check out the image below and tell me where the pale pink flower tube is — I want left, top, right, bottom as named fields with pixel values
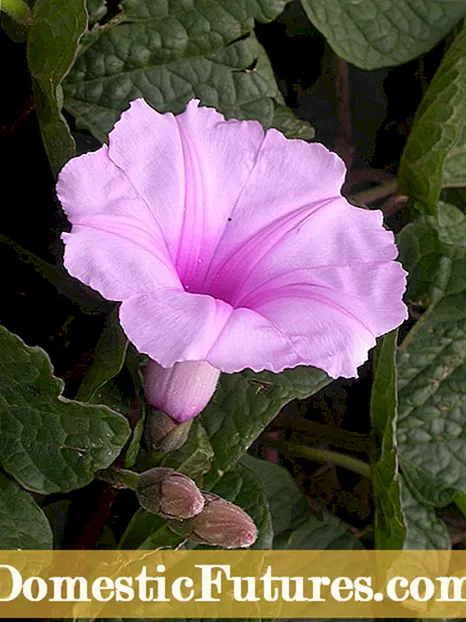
left=57, top=99, right=407, bottom=422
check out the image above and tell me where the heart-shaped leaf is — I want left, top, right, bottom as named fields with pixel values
left=300, top=0, right=466, bottom=70
left=201, top=367, right=329, bottom=488
left=398, top=23, right=466, bottom=215
left=397, top=203, right=466, bottom=505
left=0, top=473, right=53, bottom=549
left=0, top=325, right=130, bottom=494
left=64, top=0, right=313, bottom=140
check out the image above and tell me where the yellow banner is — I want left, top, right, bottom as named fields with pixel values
left=1, top=550, right=466, bottom=618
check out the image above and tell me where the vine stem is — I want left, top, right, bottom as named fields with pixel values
left=74, top=485, right=118, bottom=550
left=349, top=179, right=398, bottom=206
left=74, top=468, right=138, bottom=549
left=277, top=442, right=372, bottom=479
left=96, top=466, right=139, bottom=490
left=333, top=55, right=354, bottom=168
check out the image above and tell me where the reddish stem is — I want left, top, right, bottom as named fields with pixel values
left=73, top=485, right=118, bottom=549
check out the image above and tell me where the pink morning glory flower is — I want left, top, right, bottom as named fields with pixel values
left=57, top=99, right=407, bottom=422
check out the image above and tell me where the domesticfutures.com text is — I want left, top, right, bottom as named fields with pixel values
left=2, top=563, right=466, bottom=604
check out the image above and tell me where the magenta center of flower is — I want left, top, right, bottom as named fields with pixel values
left=179, top=263, right=244, bottom=309
left=174, top=202, right=328, bottom=309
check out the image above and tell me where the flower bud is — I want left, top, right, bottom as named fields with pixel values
left=145, top=409, right=192, bottom=453
left=136, top=467, right=205, bottom=520
left=169, top=493, right=257, bottom=549
left=144, top=360, right=220, bottom=423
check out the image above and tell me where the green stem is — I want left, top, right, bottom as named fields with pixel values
left=1, top=0, right=31, bottom=23
left=276, top=417, right=369, bottom=453
left=281, top=442, right=372, bottom=479
left=399, top=302, right=436, bottom=350
left=96, top=466, right=139, bottom=490
left=454, top=492, right=466, bottom=517
left=350, top=179, right=398, bottom=206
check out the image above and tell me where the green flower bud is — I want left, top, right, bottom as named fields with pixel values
left=145, top=409, right=192, bottom=454
left=169, top=493, right=257, bottom=549
left=136, top=467, right=204, bottom=520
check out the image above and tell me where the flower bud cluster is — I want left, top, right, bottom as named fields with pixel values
left=136, top=467, right=257, bottom=549
left=136, top=467, right=204, bottom=520
left=168, top=492, right=258, bottom=549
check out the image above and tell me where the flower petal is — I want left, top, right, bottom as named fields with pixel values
left=118, top=290, right=234, bottom=368
left=204, top=266, right=407, bottom=378
left=227, top=200, right=400, bottom=306
left=242, top=262, right=407, bottom=377
left=62, top=219, right=180, bottom=303
left=118, top=289, right=300, bottom=373
left=106, top=99, right=185, bottom=264
left=201, top=129, right=347, bottom=300
left=241, top=262, right=408, bottom=338
left=57, top=144, right=180, bottom=301
left=107, top=99, right=265, bottom=290
left=204, top=196, right=398, bottom=307
left=57, top=143, right=156, bottom=226
left=255, top=294, right=376, bottom=379
left=205, top=306, right=302, bottom=373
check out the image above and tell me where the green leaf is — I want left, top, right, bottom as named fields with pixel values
left=274, top=513, right=362, bottom=550
left=27, top=0, right=87, bottom=175
left=397, top=202, right=466, bottom=311
left=398, top=23, right=466, bottom=215
left=123, top=346, right=148, bottom=468
left=90, top=378, right=133, bottom=413
left=0, top=234, right=112, bottom=316
left=454, top=490, right=466, bottom=516
left=0, top=11, right=29, bottom=43
left=64, top=0, right=312, bottom=140
left=201, top=367, right=329, bottom=488
left=87, top=0, right=107, bottom=25
left=442, top=187, right=466, bottom=214
left=300, top=0, right=466, bottom=70
left=0, top=473, right=53, bottom=549
left=124, top=413, right=146, bottom=469
left=443, top=122, right=466, bottom=188
left=124, top=410, right=146, bottom=469
left=0, top=325, right=130, bottom=494
left=119, top=510, right=183, bottom=550
left=209, top=463, right=273, bottom=549
left=157, top=420, right=214, bottom=485
left=89, top=348, right=144, bottom=468
left=76, top=308, right=128, bottom=402
left=242, top=455, right=361, bottom=551
left=397, top=310, right=466, bottom=503
left=271, top=100, right=315, bottom=140
left=370, top=331, right=406, bottom=550
left=399, top=476, right=450, bottom=549
left=397, top=202, right=466, bottom=505
left=241, top=454, right=308, bottom=539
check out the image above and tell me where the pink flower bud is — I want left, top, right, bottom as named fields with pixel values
left=169, top=493, right=258, bottom=549
left=136, top=467, right=205, bottom=520
left=144, top=359, right=220, bottom=423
